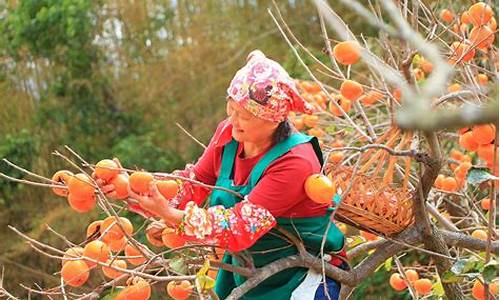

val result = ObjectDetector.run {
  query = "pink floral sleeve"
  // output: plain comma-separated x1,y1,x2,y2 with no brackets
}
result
178,199,277,252
169,164,211,210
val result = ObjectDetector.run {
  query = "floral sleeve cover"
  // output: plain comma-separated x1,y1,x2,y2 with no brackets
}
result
178,198,276,252
169,163,212,209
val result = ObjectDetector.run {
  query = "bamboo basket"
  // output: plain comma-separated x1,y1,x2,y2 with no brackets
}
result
328,128,414,235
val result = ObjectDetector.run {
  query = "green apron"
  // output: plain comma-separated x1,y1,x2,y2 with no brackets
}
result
211,133,345,300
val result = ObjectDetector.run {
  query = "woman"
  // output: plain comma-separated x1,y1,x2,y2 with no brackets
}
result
105,50,346,299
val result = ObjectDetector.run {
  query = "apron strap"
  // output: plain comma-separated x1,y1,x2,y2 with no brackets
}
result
219,139,239,180
249,133,323,187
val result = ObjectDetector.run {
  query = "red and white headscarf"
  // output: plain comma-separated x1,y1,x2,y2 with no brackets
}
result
227,50,315,123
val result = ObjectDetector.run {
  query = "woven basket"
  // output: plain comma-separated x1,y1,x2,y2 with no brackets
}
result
328,128,414,235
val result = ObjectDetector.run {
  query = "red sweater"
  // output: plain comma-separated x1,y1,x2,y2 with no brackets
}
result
192,118,329,217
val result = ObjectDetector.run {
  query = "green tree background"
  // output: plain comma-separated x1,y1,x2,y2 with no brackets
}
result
0,0,470,298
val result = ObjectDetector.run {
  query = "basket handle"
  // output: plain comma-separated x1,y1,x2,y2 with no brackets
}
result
359,128,400,175
382,132,412,186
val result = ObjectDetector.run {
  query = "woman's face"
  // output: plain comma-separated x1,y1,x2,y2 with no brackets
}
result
226,99,279,143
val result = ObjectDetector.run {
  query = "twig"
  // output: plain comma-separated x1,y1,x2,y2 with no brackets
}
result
175,123,207,149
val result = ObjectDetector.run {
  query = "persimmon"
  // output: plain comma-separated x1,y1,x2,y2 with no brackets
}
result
95,159,120,182
86,220,102,238
51,170,73,197
107,236,128,252
129,171,154,194
328,95,352,116
336,223,347,234
333,41,361,65
166,280,193,300
458,127,470,135
461,11,471,24
61,260,89,287
67,192,96,213
329,152,344,164
307,128,326,138
162,227,186,249
83,240,110,268
360,90,383,106
303,114,319,128
125,244,148,265
414,278,432,295
330,140,344,148
392,88,401,102
440,9,454,23
67,173,95,199
441,177,458,192
102,259,127,279
404,269,419,283
389,273,407,291
477,144,495,163
454,162,472,178
304,174,335,204
414,68,425,81
450,42,475,63
340,80,364,101
291,117,304,130
314,92,328,105
468,3,493,27
470,26,495,49
471,229,488,241
450,149,464,161
110,174,130,200
100,216,133,242
472,124,495,145
307,83,321,93
480,197,491,210
461,155,472,163
115,277,151,300
459,131,479,151
62,247,83,266
156,180,179,199
420,60,433,74
476,73,488,85
145,226,165,247
490,280,499,296
447,83,462,93
472,279,485,300
434,174,445,189
488,17,497,31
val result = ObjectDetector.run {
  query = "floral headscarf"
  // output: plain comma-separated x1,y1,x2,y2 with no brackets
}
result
227,50,315,123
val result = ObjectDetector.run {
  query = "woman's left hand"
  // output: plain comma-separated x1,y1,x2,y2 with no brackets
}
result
127,182,172,220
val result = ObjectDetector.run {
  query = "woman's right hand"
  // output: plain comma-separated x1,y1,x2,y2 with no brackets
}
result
94,157,127,199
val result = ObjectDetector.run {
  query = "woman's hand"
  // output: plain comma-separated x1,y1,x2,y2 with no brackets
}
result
94,157,127,199
128,181,184,226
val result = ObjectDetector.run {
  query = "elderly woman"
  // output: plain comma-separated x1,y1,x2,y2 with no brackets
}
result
119,50,345,299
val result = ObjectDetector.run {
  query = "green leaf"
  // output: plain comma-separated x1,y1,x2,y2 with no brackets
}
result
432,280,445,297
467,168,498,186
325,125,336,135
375,257,392,272
99,288,123,300
464,258,484,274
169,257,188,275
196,274,216,290
384,257,393,272
482,262,499,283
348,236,365,248
441,270,462,283
197,258,210,276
